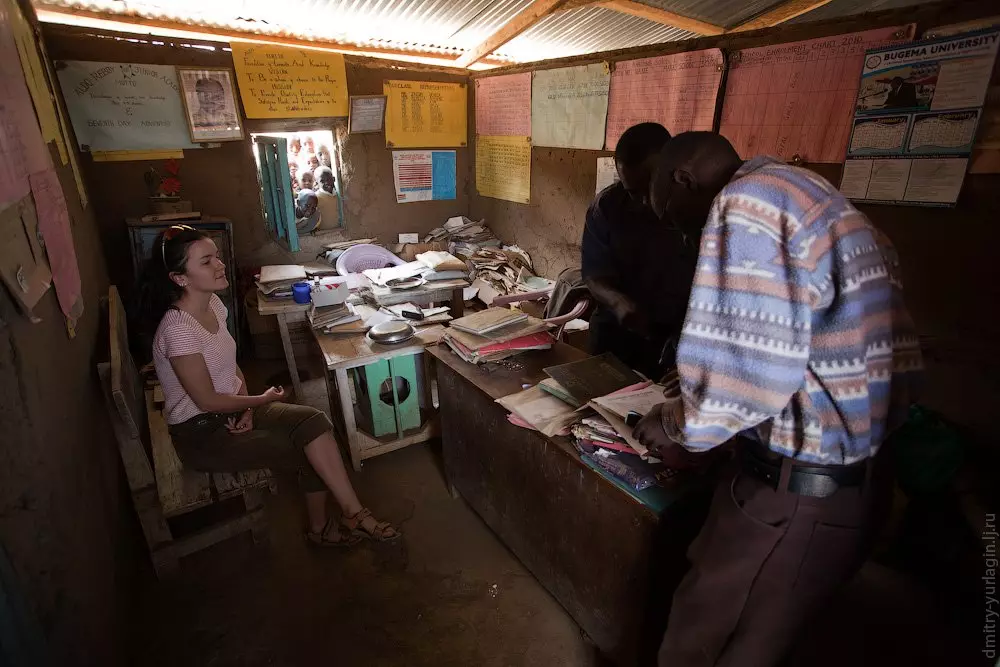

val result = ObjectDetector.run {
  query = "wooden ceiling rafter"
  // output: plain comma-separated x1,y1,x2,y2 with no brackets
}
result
597,0,725,36
726,0,835,33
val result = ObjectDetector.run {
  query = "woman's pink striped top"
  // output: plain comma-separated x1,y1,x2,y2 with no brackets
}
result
152,294,241,425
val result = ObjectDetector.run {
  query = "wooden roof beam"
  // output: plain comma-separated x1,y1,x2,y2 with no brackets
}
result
598,0,725,36
726,0,835,33
454,0,597,68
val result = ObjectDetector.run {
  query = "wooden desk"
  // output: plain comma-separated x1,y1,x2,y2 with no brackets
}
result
428,344,712,664
256,292,311,400
314,326,446,471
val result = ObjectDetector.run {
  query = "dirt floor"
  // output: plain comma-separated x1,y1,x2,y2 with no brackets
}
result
128,439,600,667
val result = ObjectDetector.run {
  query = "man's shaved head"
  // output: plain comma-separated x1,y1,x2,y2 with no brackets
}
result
613,122,671,205
650,132,742,235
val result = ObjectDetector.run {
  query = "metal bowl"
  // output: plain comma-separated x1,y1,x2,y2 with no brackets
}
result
367,320,416,345
386,276,425,290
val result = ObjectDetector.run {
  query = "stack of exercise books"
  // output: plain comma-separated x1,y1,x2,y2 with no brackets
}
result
257,265,306,299
308,303,363,335
442,308,553,364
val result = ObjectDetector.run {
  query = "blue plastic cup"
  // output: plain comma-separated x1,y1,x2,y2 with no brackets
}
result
292,282,312,304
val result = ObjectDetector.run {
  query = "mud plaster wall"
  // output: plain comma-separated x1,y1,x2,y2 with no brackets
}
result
42,24,470,298
470,0,1000,446
1,28,136,667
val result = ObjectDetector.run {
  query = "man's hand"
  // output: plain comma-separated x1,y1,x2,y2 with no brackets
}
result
633,402,676,452
615,298,651,338
227,409,253,435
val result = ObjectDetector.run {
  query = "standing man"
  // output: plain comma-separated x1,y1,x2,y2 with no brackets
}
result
582,123,697,378
634,132,923,667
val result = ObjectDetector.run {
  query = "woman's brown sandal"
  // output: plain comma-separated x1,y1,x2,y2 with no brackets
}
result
341,508,401,542
305,519,362,548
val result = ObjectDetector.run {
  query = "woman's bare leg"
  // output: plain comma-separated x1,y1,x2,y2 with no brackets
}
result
304,432,363,516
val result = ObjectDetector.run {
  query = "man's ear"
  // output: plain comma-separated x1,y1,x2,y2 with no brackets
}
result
673,169,696,190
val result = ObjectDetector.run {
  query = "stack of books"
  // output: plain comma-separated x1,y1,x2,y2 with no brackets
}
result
308,303,363,335
442,308,553,364
257,265,306,299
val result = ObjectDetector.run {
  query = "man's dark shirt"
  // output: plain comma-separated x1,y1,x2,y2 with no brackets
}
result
581,182,697,375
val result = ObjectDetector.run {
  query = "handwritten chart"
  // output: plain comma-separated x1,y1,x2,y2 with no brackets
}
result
532,63,611,150
475,73,531,137
720,25,913,163
384,80,467,148
30,168,84,328
230,43,348,118
605,49,724,150
476,136,531,204
1,0,50,206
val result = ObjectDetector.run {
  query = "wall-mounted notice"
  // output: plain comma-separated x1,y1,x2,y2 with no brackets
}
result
605,49,724,150
719,25,913,163
531,63,611,150
476,136,530,204
230,43,348,118
595,157,619,194
1,1,50,205
842,28,1000,205
392,150,456,203
349,95,387,134
475,73,531,136
55,61,198,152
384,80,467,148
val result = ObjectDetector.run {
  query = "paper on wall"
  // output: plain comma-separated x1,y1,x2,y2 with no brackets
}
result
56,61,198,151
604,49,723,150
0,0,50,206
30,168,83,332
531,63,611,150
392,150,457,203
475,73,531,136
476,135,530,203
720,25,913,163
596,156,618,194
384,80,467,148
230,43,348,118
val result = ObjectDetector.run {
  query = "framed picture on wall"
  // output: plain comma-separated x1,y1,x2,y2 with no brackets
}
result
176,67,244,143
348,95,387,134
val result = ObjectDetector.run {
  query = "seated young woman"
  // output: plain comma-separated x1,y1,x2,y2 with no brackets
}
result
137,225,398,547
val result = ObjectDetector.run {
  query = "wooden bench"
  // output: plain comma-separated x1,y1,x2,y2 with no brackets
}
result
99,286,275,578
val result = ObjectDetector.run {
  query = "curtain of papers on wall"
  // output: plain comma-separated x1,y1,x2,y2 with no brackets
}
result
230,43,349,118
383,80,468,148
531,63,611,150
473,73,532,203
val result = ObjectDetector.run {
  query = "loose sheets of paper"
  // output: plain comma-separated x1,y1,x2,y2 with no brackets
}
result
719,25,913,163
476,136,530,204
30,168,84,330
605,49,724,150
531,63,610,150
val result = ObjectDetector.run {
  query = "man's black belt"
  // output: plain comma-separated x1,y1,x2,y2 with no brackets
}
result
741,440,868,498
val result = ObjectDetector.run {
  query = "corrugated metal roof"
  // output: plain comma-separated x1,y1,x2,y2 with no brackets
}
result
639,0,784,30
33,0,939,65
497,5,695,62
786,0,938,24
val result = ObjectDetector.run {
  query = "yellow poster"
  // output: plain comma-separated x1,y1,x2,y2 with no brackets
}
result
384,80,467,148
476,136,530,204
230,42,349,118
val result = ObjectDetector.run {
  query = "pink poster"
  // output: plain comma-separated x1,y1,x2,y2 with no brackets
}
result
605,49,724,150
0,1,50,205
474,72,531,136
719,25,914,163
30,169,83,328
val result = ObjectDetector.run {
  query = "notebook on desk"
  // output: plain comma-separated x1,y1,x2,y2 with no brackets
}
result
543,352,641,405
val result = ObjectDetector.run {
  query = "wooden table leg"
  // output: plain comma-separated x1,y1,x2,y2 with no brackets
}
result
276,312,303,401
334,368,362,471
451,287,465,318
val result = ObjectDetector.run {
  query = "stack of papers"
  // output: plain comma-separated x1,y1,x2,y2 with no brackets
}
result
444,330,553,365
258,265,306,297
309,303,363,334
449,307,527,335
324,238,376,251
415,250,466,272
496,385,578,437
